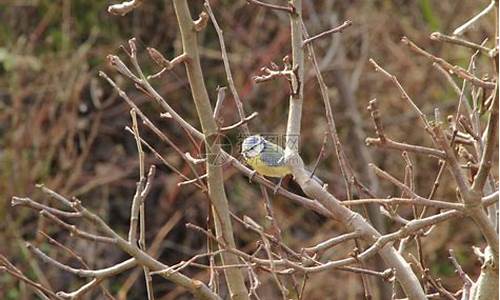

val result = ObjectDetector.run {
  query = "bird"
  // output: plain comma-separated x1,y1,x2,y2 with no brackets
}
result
241,135,292,178
241,135,323,192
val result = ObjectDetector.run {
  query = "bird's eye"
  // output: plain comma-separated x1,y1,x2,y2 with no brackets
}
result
250,141,262,150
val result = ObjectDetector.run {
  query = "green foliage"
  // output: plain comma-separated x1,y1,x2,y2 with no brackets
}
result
6,288,19,300
431,259,455,277
419,0,440,31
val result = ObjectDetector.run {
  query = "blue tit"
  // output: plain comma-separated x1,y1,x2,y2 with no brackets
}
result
241,135,324,187
241,135,292,178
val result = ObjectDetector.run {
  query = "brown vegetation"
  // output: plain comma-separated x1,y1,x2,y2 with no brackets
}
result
0,1,498,299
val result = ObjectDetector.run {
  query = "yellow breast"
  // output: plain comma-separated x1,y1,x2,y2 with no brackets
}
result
246,156,292,178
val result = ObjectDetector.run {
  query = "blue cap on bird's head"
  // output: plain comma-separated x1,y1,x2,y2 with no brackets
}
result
241,135,265,158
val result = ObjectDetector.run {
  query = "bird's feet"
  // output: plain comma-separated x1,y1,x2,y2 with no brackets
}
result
248,170,257,183
273,177,283,195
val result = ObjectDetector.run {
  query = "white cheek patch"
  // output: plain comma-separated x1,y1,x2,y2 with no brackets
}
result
245,148,260,157
244,143,264,158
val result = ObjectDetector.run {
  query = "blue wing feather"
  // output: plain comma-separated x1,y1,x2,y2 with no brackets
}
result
260,141,286,167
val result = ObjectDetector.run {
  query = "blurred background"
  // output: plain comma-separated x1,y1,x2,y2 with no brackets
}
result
0,0,497,299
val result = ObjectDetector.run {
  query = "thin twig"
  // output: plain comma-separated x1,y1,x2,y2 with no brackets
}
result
448,249,473,300
245,0,295,14
302,20,352,46
452,0,496,35
430,32,493,54
107,0,144,16
400,37,496,89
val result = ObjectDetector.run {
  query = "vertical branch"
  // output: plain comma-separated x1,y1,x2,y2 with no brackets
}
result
139,180,154,300
171,1,249,299
204,5,302,295
285,0,304,154
281,4,426,300
302,24,354,199
471,93,498,192
128,109,145,246
204,1,249,134
470,246,499,300
130,109,155,300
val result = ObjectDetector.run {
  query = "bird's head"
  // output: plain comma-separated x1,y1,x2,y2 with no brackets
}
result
241,135,265,159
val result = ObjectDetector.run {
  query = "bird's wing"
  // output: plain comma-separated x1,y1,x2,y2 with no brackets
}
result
260,142,286,167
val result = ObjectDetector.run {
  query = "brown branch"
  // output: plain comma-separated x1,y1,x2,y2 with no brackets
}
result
370,164,464,210
408,254,456,300
146,48,188,78
15,184,221,300
103,49,333,219
27,242,137,278
365,137,446,159
213,86,227,126
367,98,386,142
40,210,115,244
448,249,473,299
430,32,493,54
252,59,298,94
194,11,209,32
342,197,463,211
11,197,82,218
452,0,497,35
245,0,295,14
303,22,357,200
99,71,207,191
0,266,58,299
220,112,259,132
124,127,205,190
369,58,432,130
129,108,156,300
0,254,60,300
243,216,288,300
471,92,498,192
432,123,499,261
401,37,496,89
38,232,116,300
172,1,249,298
302,20,352,46
303,232,361,253
204,1,252,135
107,0,144,16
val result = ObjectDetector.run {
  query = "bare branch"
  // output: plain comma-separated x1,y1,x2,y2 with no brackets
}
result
220,112,258,132
27,242,137,278
0,255,60,300
365,137,446,159
213,86,227,125
302,20,352,46
172,1,249,298
303,232,361,253
40,210,115,244
401,37,496,90
194,11,209,32
471,92,498,192
107,0,144,16
369,58,432,129
430,32,494,55
448,249,473,300
11,197,82,218
453,0,497,35
245,0,295,14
